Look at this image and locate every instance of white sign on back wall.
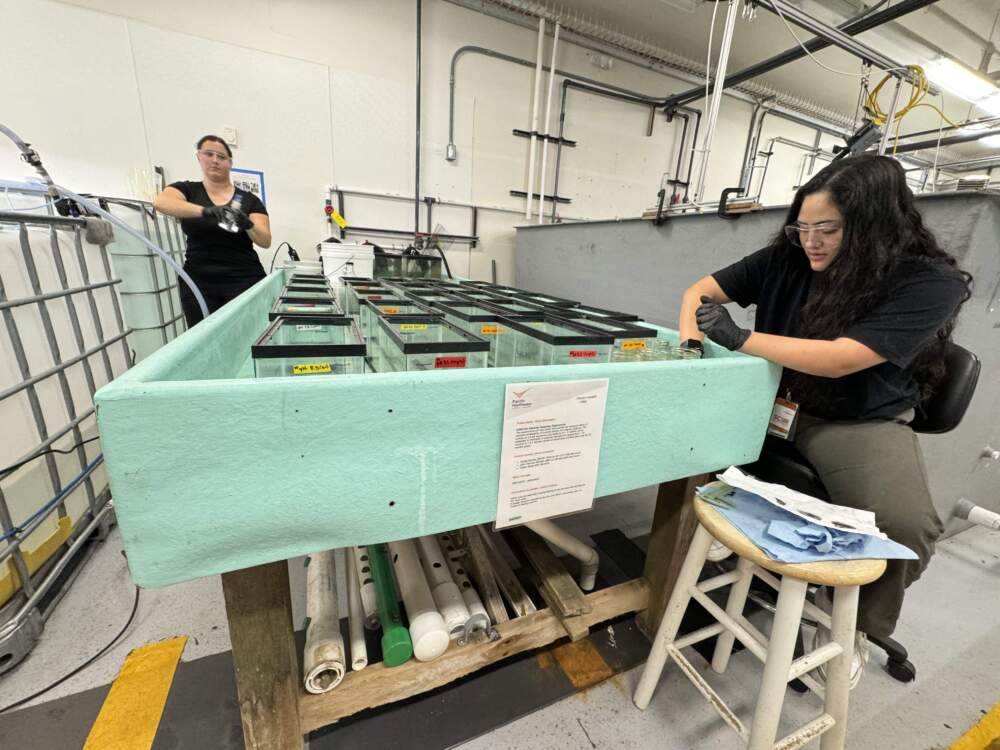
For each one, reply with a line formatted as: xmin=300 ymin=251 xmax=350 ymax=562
xmin=231 ymin=168 xmax=266 ymax=206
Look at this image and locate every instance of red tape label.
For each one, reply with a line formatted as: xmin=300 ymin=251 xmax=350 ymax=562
xmin=434 ymin=356 xmax=467 ymax=369
xmin=569 ymin=350 xmax=597 ymax=358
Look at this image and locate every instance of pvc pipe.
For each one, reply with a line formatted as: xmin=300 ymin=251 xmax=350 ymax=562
xmin=367 ymin=543 xmax=413 ymax=667
xmin=303 ymin=550 xmax=346 ymax=694
xmin=352 ymin=546 xmax=380 ymax=630
xmin=416 ymin=535 xmax=471 ymax=641
xmin=389 ymin=539 xmax=450 ymax=662
xmin=536 ymin=21 xmax=560 ymax=224
xmin=345 ymin=552 xmax=368 ymax=671
xmin=955 ymin=498 xmax=1000 ymax=530
xmin=439 ymin=533 xmax=490 ymax=633
xmin=525 ymin=519 xmax=599 ymax=591
xmin=525 ymin=16 xmax=546 ymax=219
xmin=52 ymin=184 xmax=208 ymax=317
xmin=691 ymin=0 xmax=740 ymax=205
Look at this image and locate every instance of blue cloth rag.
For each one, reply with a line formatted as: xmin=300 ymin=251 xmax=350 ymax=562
xmin=698 ymin=485 xmax=918 ymax=563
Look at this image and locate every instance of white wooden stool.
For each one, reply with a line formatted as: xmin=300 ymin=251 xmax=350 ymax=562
xmin=633 ymin=490 xmax=886 ymax=750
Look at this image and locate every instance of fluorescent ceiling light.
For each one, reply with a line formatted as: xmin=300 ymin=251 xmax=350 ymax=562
xmin=978 ymin=93 xmax=1000 ymax=117
xmin=924 ymin=58 xmax=999 ymax=103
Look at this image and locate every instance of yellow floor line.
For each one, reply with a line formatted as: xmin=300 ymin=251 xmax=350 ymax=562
xmin=949 ymin=698 xmax=1000 ymax=750
xmin=83 ymin=636 xmax=188 ymax=750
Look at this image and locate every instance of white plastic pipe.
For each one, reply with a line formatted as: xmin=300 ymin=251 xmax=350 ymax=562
xmin=439 ymin=533 xmax=491 ymax=633
xmin=416 ymin=535 xmax=471 ymax=640
xmin=955 ymin=498 xmax=1000 ymax=530
xmin=691 ymin=0 xmax=740 ymax=206
xmin=536 ymin=21 xmax=560 ymax=224
xmin=352 ymin=546 xmax=380 ymax=630
xmin=525 ymin=16 xmax=546 ymax=219
xmin=526 ymin=519 xmax=599 ymax=591
xmin=388 ymin=539 xmax=450 ymax=661
xmin=303 ymin=549 xmax=346 ymax=694
xmin=345 ymin=551 xmax=368 ymax=671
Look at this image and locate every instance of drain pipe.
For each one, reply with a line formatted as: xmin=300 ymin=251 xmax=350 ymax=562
xmin=303 ymin=550 xmax=347 ymax=694
xmin=525 ymin=17 xmax=546 ymax=219
xmin=415 ymin=0 xmax=422 ymax=240
xmin=526 ymin=519 xmax=599 ymax=591
xmin=691 ymin=0 xmax=740 ymax=206
xmin=345 ymin=552 xmax=368 ymax=671
xmin=536 ymin=21 xmax=560 ymax=223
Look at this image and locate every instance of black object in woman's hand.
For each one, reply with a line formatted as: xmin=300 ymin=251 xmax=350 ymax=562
xmin=232 ymin=209 xmax=254 ymax=231
xmin=696 ymin=295 xmax=751 ymax=351
xmin=201 ymin=205 xmax=228 ymax=221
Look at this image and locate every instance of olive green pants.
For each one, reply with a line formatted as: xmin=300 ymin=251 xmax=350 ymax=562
xmin=793 ymin=413 xmax=945 ymax=639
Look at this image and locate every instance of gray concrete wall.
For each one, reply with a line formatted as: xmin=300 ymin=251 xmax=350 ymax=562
xmin=515 ymin=192 xmax=1000 ymax=534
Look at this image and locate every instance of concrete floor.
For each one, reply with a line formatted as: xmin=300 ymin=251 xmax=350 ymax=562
xmin=0 ymin=487 xmax=997 ymax=749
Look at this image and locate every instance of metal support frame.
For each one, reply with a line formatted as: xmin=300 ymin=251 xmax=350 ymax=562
xmin=754 ymin=0 xmax=921 ymax=86
xmin=0 ymin=189 xmax=184 ymax=673
xmin=661 ymin=0 xmax=939 ymax=111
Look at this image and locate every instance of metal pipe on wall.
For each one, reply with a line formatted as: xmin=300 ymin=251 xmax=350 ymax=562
xmin=525 ymin=17 xmax=546 ymax=219
xmin=415 ymin=0 xmax=422 ymax=240
xmin=691 ymin=0 xmax=740 ymax=205
xmin=660 ymin=0 xmax=939 ymax=111
xmin=536 ymin=21 xmax=561 ymax=224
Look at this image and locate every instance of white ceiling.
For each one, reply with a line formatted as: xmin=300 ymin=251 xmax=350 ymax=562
xmin=543 ymin=0 xmax=1000 ymax=162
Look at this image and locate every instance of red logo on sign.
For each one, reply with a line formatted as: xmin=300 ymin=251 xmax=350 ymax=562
xmin=569 ymin=350 xmax=597 ymax=358
xmin=434 ymin=356 xmax=467 ymax=369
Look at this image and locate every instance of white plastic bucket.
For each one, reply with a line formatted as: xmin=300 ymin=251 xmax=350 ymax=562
xmin=320 ymin=243 xmax=375 ymax=282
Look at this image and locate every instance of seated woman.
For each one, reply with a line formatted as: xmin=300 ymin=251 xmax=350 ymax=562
xmin=677 ymin=154 xmax=971 ymax=685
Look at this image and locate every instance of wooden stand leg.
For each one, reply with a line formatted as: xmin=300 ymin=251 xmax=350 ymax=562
xmin=638 ymin=474 xmax=709 ymax=638
xmin=222 ymin=560 xmax=304 ymax=750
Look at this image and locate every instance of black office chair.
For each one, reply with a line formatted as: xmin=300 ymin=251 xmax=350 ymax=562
xmin=741 ymin=341 xmax=981 ymax=682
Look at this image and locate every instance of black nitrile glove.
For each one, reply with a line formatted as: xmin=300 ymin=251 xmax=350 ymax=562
xmin=696 ymin=295 xmax=751 ymax=351
xmin=231 ymin=209 xmax=254 ymax=231
xmin=201 ymin=205 xmax=228 ymax=222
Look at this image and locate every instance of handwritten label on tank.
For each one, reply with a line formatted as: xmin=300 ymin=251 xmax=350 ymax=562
xmin=292 ymin=363 xmax=332 ymax=375
xmin=295 ymin=325 xmax=324 ymax=331
xmin=621 ymin=340 xmax=646 ymax=350
xmin=434 ymin=356 xmax=467 ymax=369
xmin=367 ymin=295 xmax=383 ymax=300
xmin=569 ymin=350 xmax=597 ymax=358
xmin=400 ymin=323 xmax=428 ymax=332
xmin=480 ymin=325 xmax=500 ymax=335
xmin=382 ymin=307 xmax=400 ymax=314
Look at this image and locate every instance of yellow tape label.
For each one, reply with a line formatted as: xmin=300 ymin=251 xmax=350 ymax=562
xmin=480 ymin=325 xmax=500 ymax=334
xmin=382 ymin=307 xmax=400 ymax=314
xmin=621 ymin=340 xmax=646 ymax=350
xmin=292 ymin=363 xmax=332 ymax=375
xmin=400 ymin=323 xmax=428 ymax=332
xmin=330 ymin=209 xmax=348 ymax=229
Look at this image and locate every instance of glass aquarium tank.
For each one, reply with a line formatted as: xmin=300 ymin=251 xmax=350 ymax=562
xmin=343 ymin=284 xmax=394 ymax=316
xmin=373 ymin=316 xmax=489 ymax=372
xmin=251 ymin=316 xmax=366 ymax=377
xmin=359 ymin=298 xmax=442 ymax=339
xmin=493 ymin=315 xmax=614 ymax=367
xmin=431 ymin=301 xmax=538 ymax=366
xmin=269 ymin=296 xmax=343 ymax=321
xmin=282 ymin=284 xmax=335 ymax=302
xmin=563 ymin=315 xmax=659 ymax=355
xmin=569 ymin=304 xmax=640 ymax=321
xmin=372 ymin=251 xmax=442 ymax=279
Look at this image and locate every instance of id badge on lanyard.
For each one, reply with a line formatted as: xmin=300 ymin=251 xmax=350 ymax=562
xmin=767 ymin=391 xmax=800 ymax=440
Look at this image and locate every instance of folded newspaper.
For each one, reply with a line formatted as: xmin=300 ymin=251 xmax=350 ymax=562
xmin=717 ymin=466 xmax=887 ymax=540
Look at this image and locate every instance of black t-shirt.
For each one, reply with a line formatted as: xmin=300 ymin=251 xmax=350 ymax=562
xmin=712 ymin=245 xmax=967 ymax=420
xmin=169 ymin=181 xmax=268 ymax=277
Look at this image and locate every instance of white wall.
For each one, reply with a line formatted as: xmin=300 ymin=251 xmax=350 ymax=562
xmin=1 ymin=0 xmax=835 ymax=283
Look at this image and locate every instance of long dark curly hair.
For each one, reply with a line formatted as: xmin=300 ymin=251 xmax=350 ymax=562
xmin=775 ymin=154 xmax=972 ymax=404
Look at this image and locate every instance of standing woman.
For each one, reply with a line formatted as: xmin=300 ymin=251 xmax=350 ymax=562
xmin=678 ymin=155 xmax=971 ymax=682
xmin=153 ymin=135 xmax=272 ymax=326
